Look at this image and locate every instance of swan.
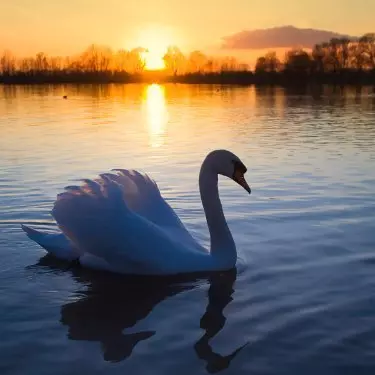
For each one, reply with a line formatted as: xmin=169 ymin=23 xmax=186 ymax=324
xmin=22 ymin=150 xmax=251 ymax=275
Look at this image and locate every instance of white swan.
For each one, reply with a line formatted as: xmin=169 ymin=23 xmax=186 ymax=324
xmin=22 ymin=150 xmax=250 ymax=275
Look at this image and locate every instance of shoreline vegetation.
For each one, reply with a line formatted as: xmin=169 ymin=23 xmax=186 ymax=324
xmin=1 ymin=70 xmax=374 ymax=86
xmin=1 ymin=34 xmax=375 ymax=86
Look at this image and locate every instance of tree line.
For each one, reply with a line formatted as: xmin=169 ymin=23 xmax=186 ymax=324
xmin=1 ymin=33 xmax=375 ymax=85
xmin=255 ymin=34 xmax=375 ymax=72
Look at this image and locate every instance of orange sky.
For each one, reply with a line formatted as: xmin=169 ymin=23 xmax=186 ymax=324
xmin=1 ymin=0 xmax=374 ymax=65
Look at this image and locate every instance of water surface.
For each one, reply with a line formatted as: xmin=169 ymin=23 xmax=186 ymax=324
xmin=1 ymin=84 xmax=375 ymax=374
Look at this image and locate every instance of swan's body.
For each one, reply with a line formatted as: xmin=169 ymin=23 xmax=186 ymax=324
xmin=22 ymin=150 xmax=250 ymax=275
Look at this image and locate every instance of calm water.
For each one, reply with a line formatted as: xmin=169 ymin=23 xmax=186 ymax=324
xmin=1 ymin=84 xmax=375 ymax=375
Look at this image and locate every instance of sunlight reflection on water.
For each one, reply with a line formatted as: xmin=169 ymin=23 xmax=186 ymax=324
xmin=142 ymin=84 xmax=168 ymax=148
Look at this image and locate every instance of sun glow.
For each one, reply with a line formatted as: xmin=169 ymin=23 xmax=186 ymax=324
xmin=134 ymin=26 xmax=175 ymax=70
xmin=142 ymin=50 xmax=165 ymax=70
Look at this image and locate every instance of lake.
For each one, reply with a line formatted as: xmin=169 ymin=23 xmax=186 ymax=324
xmin=0 ymin=83 xmax=375 ymax=375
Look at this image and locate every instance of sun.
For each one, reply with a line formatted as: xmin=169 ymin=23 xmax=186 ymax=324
xmin=134 ymin=26 xmax=174 ymax=70
xmin=141 ymin=49 xmax=165 ymax=70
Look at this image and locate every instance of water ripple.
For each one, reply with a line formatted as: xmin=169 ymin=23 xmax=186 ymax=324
xmin=1 ymin=84 xmax=375 ymax=375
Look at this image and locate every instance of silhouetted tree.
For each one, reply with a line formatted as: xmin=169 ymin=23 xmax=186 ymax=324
xmin=128 ymin=48 xmax=146 ymax=73
xmin=0 ymin=50 xmax=16 ymax=75
xmin=334 ymin=38 xmax=351 ymax=69
xmin=255 ymin=56 xmax=267 ymax=73
xmin=255 ymin=52 xmax=281 ymax=73
xmin=220 ymin=56 xmax=239 ymax=72
xmin=18 ymin=57 xmax=34 ymax=74
xmin=115 ymin=49 xmax=129 ymax=72
xmin=360 ymin=33 xmax=375 ymax=69
xmin=35 ymin=52 xmax=49 ymax=72
xmin=285 ymin=49 xmax=312 ymax=73
xmin=49 ymin=56 xmax=64 ymax=72
xmin=188 ymin=50 xmax=207 ymax=73
xmin=312 ymin=44 xmax=325 ymax=72
xmin=98 ymin=47 xmax=112 ymax=72
xmin=350 ymin=41 xmax=366 ymax=70
xmin=163 ymin=46 xmax=186 ymax=75
xmin=81 ymin=45 xmax=102 ymax=72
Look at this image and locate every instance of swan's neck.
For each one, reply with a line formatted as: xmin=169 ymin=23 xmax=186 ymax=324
xmin=199 ymin=163 xmax=236 ymax=267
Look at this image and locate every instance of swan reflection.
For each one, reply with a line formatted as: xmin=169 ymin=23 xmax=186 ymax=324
xmin=60 ymin=271 xmax=187 ymax=362
xmin=34 ymin=256 xmax=246 ymax=371
xmin=194 ymin=270 xmax=248 ymax=373
xmin=142 ymin=84 xmax=168 ymax=148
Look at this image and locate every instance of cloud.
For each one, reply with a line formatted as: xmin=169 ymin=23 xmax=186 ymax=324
xmin=221 ymin=25 xmax=356 ymax=50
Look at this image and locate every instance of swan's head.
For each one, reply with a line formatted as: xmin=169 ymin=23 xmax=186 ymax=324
xmin=204 ymin=150 xmax=251 ymax=194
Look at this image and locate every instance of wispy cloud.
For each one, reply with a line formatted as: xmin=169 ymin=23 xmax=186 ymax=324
xmin=221 ymin=25 xmax=356 ymax=49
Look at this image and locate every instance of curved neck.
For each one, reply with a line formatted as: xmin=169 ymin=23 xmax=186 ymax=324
xmin=199 ymin=162 xmax=236 ymax=266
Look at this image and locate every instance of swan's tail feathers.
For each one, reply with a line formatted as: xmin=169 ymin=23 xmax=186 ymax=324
xmin=21 ymin=224 xmax=40 ymax=238
xmin=21 ymin=224 xmax=81 ymax=261
xmin=51 ymin=178 xmax=130 ymax=260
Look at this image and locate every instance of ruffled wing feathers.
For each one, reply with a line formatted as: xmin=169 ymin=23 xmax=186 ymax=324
xmin=51 ymin=169 xmax=203 ymax=270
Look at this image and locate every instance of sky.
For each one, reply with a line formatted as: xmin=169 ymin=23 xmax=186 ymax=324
xmin=1 ymin=0 xmax=374 ymax=58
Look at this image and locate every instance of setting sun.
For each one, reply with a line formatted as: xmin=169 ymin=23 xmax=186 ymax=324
xmin=142 ymin=49 xmax=165 ymax=70
xmin=134 ymin=26 xmax=175 ymax=70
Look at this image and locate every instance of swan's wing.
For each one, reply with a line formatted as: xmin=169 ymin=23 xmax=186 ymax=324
xmin=113 ymin=170 xmax=206 ymax=249
xmin=106 ymin=169 xmax=184 ymax=228
xmin=116 ymin=170 xmax=202 ymax=247
xmin=52 ymin=179 xmax=204 ymax=274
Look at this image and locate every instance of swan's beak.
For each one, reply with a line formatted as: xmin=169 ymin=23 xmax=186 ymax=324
xmin=233 ymin=171 xmax=251 ymax=194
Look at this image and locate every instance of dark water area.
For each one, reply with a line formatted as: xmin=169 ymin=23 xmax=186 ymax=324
xmin=1 ymin=84 xmax=375 ymax=374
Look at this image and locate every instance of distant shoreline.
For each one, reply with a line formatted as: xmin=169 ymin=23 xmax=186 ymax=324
xmin=2 ymin=33 xmax=375 ymax=88
xmin=1 ymin=70 xmax=375 ymax=86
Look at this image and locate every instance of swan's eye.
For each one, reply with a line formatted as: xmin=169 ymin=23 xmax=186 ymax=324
xmin=232 ymin=160 xmax=247 ymax=175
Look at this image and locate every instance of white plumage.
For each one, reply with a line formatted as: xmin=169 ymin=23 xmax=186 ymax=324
xmin=22 ymin=150 xmax=250 ymax=275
